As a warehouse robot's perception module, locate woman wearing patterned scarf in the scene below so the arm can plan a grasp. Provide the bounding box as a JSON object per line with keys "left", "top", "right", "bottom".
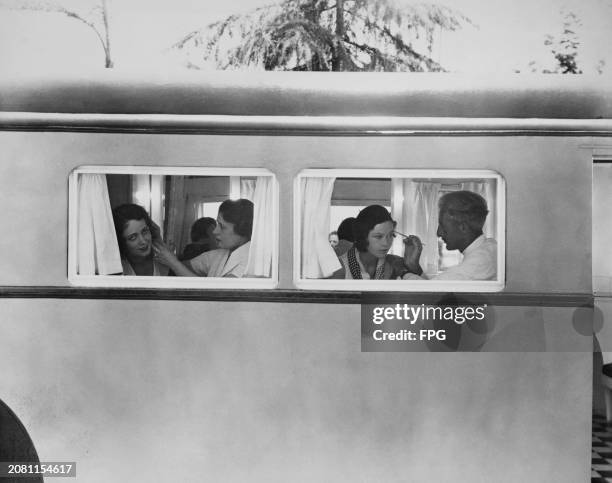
{"left": 330, "top": 205, "right": 407, "bottom": 280}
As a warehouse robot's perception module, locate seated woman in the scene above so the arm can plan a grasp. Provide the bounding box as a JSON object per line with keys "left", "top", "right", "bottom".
{"left": 154, "top": 199, "right": 253, "bottom": 278}
{"left": 180, "top": 217, "right": 217, "bottom": 260}
{"left": 330, "top": 205, "right": 406, "bottom": 279}
{"left": 333, "top": 216, "right": 356, "bottom": 257}
{"left": 112, "top": 203, "right": 169, "bottom": 276}
{"left": 328, "top": 231, "right": 339, "bottom": 248}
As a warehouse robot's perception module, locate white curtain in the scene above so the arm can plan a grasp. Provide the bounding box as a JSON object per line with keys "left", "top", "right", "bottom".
{"left": 413, "top": 182, "right": 441, "bottom": 275}
{"left": 390, "top": 178, "right": 405, "bottom": 256}
{"left": 241, "top": 178, "right": 257, "bottom": 201}
{"left": 245, "top": 177, "right": 274, "bottom": 277}
{"left": 460, "top": 180, "right": 496, "bottom": 238}
{"left": 229, "top": 176, "right": 241, "bottom": 200}
{"left": 77, "top": 174, "right": 122, "bottom": 275}
{"left": 301, "top": 177, "right": 341, "bottom": 278}
{"left": 392, "top": 181, "right": 441, "bottom": 275}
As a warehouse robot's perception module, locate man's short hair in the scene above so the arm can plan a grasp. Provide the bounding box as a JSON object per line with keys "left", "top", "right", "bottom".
{"left": 439, "top": 191, "right": 489, "bottom": 234}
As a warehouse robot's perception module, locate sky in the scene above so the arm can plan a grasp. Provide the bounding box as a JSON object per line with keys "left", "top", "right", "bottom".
{"left": 0, "top": 0, "right": 611, "bottom": 74}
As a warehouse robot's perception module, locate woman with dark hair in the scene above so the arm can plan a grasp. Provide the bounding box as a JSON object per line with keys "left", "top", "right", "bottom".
{"left": 112, "top": 203, "right": 169, "bottom": 276}
{"left": 180, "top": 217, "right": 217, "bottom": 260}
{"left": 154, "top": 198, "right": 254, "bottom": 278}
{"left": 330, "top": 205, "right": 406, "bottom": 279}
{"left": 333, "top": 216, "right": 356, "bottom": 256}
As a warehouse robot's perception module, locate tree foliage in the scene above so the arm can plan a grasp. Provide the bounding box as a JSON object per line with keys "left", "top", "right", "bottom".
{"left": 0, "top": 0, "right": 114, "bottom": 67}
{"left": 173, "top": 0, "right": 473, "bottom": 71}
{"left": 542, "top": 10, "right": 583, "bottom": 74}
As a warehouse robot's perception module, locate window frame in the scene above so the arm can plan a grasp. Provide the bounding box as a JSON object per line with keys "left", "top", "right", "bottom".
{"left": 293, "top": 168, "right": 506, "bottom": 292}
{"left": 593, "top": 146, "right": 612, "bottom": 296}
{"left": 68, "top": 165, "right": 279, "bottom": 289}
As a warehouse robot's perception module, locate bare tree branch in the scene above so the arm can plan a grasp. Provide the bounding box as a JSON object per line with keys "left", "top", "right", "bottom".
{"left": 0, "top": 0, "right": 114, "bottom": 67}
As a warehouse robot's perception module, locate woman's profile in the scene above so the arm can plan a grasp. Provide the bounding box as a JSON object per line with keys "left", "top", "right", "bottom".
{"left": 154, "top": 199, "right": 253, "bottom": 278}
{"left": 330, "top": 205, "right": 406, "bottom": 279}
{"left": 328, "top": 231, "right": 339, "bottom": 247}
{"left": 112, "top": 203, "right": 169, "bottom": 276}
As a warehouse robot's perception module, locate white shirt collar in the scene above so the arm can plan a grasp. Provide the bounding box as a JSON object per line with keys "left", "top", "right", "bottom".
{"left": 463, "top": 234, "right": 485, "bottom": 256}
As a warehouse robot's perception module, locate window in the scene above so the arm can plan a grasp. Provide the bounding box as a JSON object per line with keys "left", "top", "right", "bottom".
{"left": 294, "top": 169, "right": 505, "bottom": 292}
{"left": 69, "top": 166, "right": 278, "bottom": 288}
{"left": 594, "top": 159, "right": 612, "bottom": 295}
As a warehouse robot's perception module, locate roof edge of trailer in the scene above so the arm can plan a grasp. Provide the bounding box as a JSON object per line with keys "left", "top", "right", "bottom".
{"left": 0, "top": 71, "right": 611, "bottom": 119}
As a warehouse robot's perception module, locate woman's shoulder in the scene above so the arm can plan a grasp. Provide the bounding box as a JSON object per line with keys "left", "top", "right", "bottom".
{"left": 328, "top": 250, "right": 349, "bottom": 279}
{"left": 338, "top": 250, "right": 350, "bottom": 270}
{"left": 120, "top": 258, "right": 134, "bottom": 275}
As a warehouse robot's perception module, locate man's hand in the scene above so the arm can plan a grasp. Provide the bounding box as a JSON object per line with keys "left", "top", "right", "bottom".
{"left": 403, "top": 235, "right": 423, "bottom": 276}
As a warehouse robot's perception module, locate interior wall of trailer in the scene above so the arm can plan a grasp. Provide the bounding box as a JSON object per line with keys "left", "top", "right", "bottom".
{"left": 0, "top": 131, "right": 595, "bottom": 482}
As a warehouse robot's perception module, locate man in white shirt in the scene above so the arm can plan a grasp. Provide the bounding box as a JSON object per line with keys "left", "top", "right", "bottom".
{"left": 401, "top": 190, "right": 497, "bottom": 281}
